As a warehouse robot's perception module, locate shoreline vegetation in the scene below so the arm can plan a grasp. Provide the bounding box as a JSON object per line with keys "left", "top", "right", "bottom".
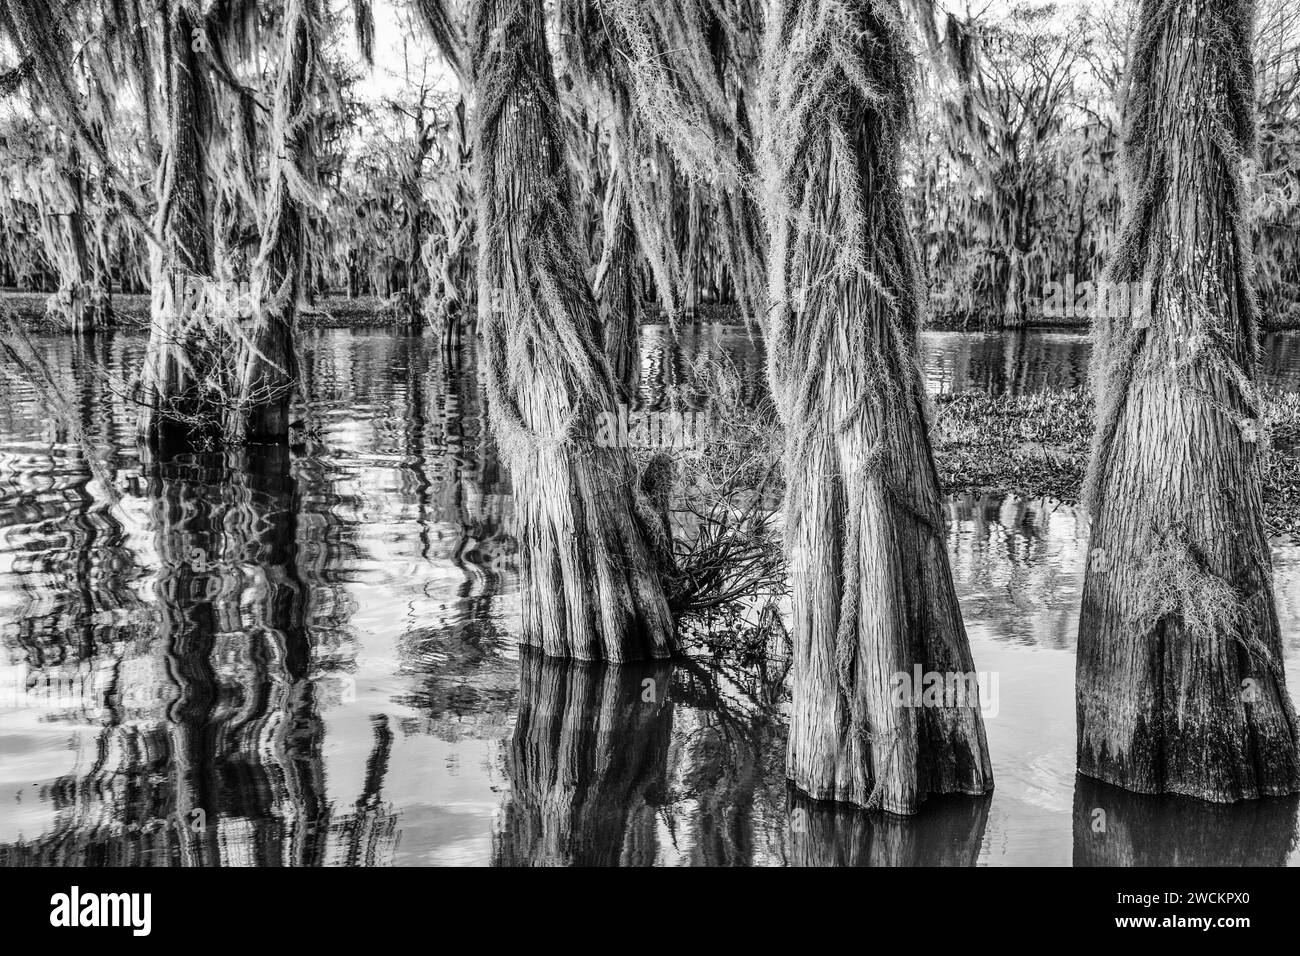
{"left": 9, "top": 290, "right": 1300, "bottom": 335}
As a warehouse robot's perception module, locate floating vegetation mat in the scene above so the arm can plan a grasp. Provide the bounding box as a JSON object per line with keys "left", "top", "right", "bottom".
{"left": 933, "top": 387, "right": 1300, "bottom": 540}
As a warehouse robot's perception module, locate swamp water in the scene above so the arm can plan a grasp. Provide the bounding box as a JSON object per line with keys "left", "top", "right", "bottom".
{"left": 1, "top": 327, "right": 1298, "bottom": 865}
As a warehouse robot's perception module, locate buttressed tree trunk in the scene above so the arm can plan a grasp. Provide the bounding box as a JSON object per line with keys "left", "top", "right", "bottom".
{"left": 1077, "top": 0, "right": 1300, "bottom": 800}
{"left": 469, "top": 0, "right": 674, "bottom": 660}
{"left": 761, "top": 0, "right": 993, "bottom": 814}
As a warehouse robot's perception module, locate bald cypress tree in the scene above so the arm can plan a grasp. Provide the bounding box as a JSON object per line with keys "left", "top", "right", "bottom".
{"left": 139, "top": 3, "right": 216, "bottom": 446}
{"left": 469, "top": 0, "right": 674, "bottom": 660}
{"left": 760, "top": 0, "right": 992, "bottom": 813}
{"left": 1077, "top": 0, "right": 1300, "bottom": 800}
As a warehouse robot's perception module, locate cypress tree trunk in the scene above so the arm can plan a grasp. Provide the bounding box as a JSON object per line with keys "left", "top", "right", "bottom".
{"left": 140, "top": 4, "right": 214, "bottom": 446}
{"left": 761, "top": 0, "right": 992, "bottom": 814}
{"left": 1077, "top": 0, "right": 1300, "bottom": 800}
{"left": 469, "top": 0, "right": 673, "bottom": 660}
{"left": 61, "top": 144, "right": 96, "bottom": 333}
{"left": 37, "top": 151, "right": 92, "bottom": 332}
{"left": 235, "top": 0, "right": 313, "bottom": 444}
{"left": 403, "top": 130, "right": 432, "bottom": 331}
{"left": 87, "top": 176, "right": 114, "bottom": 329}
{"left": 436, "top": 97, "right": 475, "bottom": 353}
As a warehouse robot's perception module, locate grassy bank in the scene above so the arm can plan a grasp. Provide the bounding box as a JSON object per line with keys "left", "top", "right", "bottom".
{"left": 933, "top": 387, "right": 1300, "bottom": 539}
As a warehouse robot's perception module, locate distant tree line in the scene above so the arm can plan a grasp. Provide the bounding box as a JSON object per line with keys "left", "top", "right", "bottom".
{"left": 3, "top": 1, "right": 1295, "bottom": 333}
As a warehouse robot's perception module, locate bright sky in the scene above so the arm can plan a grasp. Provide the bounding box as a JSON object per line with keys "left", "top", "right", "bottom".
{"left": 350, "top": 0, "right": 459, "bottom": 105}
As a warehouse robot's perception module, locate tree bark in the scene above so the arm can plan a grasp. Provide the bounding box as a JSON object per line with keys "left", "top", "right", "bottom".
{"left": 469, "top": 0, "right": 674, "bottom": 660}
{"left": 235, "top": 0, "right": 313, "bottom": 444}
{"left": 139, "top": 5, "right": 214, "bottom": 447}
{"left": 762, "top": 0, "right": 993, "bottom": 814}
{"left": 1077, "top": 0, "right": 1300, "bottom": 801}
{"left": 60, "top": 144, "right": 98, "bottom": 333}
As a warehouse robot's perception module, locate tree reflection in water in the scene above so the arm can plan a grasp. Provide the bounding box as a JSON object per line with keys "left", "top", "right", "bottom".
{"left": 0, "top": 446, "right": 398, "bottom": 866}
{"left": 494, "top": 651, "right": 674, "bottom": 866}
{"left": 1072, "top": 776, "right": 1300, "bottom": 867}
{"left": 3, "top": 328, "right": 1300, "bottom": 865}
{"left": 788, "top": 791, "right": 991, "bottom": 867}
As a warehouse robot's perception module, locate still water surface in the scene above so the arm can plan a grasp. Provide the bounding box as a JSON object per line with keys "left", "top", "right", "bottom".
{"left": 1, "top": 327, "right": 1299, "bottom": 866}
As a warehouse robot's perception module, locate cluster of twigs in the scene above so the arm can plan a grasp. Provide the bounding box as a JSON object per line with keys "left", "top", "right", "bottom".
{"left": 650, "top": 352, "right": 788, "bottom": 631}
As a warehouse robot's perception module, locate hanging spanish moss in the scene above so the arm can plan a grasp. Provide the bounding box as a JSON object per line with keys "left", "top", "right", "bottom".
{"left": 578, "top": 0, "right": 767, "bottom": 324}
{"left": 470, "top": 0, "right": 674, "bottom": 660}
{"left": 760, "top": 0, "right": 992, "bottom": 813}
{"left": 230, "top": 0, "right": 325, "bottom": 443}
{"left": 5, "top": 0, "right": 1300, "bottom": 877}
